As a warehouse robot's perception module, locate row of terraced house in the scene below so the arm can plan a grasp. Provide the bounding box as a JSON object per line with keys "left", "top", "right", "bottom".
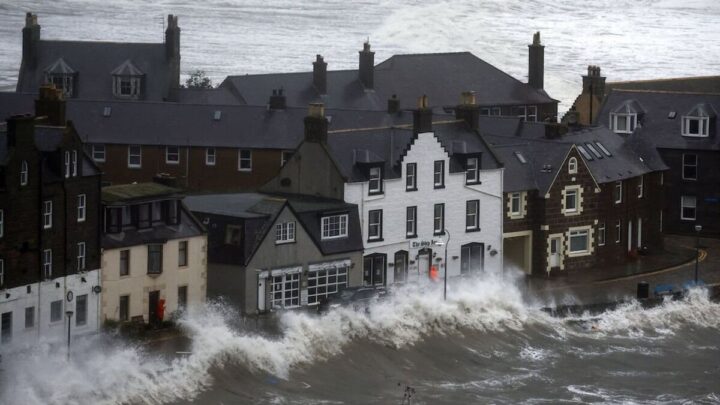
{"left": 0, "top": 13, "right": 718, "bottom": 349}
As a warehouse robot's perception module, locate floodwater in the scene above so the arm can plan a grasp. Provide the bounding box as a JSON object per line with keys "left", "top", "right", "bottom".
{"left": 1, "top": 274, "right": 719, "bottom": 404}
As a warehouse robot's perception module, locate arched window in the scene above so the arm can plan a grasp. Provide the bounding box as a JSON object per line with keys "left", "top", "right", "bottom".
{"left": 20, "top": 160, "right": 28, "bottom": 186}
{"left": 568, "top": 157, "right": 577, "bottom": 174}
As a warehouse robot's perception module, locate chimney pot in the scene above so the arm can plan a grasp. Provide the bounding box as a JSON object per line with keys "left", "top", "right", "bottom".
{"left": 413, "top": 96, "right": 432, "bottom": 134}
{"left": 308, "top": 102, "right": 325, "bottom": 118}
{"left": 455, "top": 91, "right": 480, "bottom": 130}
{"left": 269, "top": 88, "right": 286, "bottom": 110}
{"left": 460, "top": 91, "right": 476, "bottom": 106}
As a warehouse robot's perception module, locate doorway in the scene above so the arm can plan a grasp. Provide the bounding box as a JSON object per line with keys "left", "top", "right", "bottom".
{"left": 549, "top": 236, "right": 562, "bottom": 269}
{"left": 148, "top": 290, "right": 160, "bottom": 324}
{"left": 363, "top": 254, "right": 386, "bottom": 286}
{"left": 417, "top": 248, "right": 432, "bottom": 279}
{"left": 394, "top": 251, "right": 408, "bottom": 283}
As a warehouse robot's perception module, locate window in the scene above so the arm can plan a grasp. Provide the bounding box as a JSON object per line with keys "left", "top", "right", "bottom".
{"left": 20, "top": 160, "right": 28, "bottom": 186}
{"left": 64, "top": 151, "right": 70, "bottom": 178}
{"left": 147, "top": 244, "right": 163, "bottom": 274}
{"left": 275, "top": 222, "right": 296, "bottom": 244}
{"left": 43, "top": 249, "right": 52, "bottom": 279}
{"left": 596, "top": 142, "right": 612, "bottom": 157}
{"left": 128, "top": 145, "right": 142, "bottom": 168}
{"left": 0, "top": 259, "right": 3, "bottom": 288}
{"left": 615, "top": 220, "right": 622, "bottom": 243}
{"left": 433, "top": 161, "right": 445, "bottom": 188}
{"left": 363, "top": 254, "right": 386, "bottom": 286}
{"left": 611, "top": 113, "right": 637, "bottom": 134}
{"left": 150, "top": 201, "right": 162, "bottom": 223}
{"left": 514, "top": 151, "right": 527, "bottom": 164}
{"left": 681, "top": 196, "right": 697, "bottom": 220}
{"left": 1, "top": 312, "right": 11, "bottom": 344}
{"left": 0, "top": 210, "right": 3, "bottom": 238}
{"left": 466, "top": 200, "right": 479, "bottom": 231}
{"left": 598, "top": 223, "right": 606, "bottom": 246}
{"left": 682, "top": 154, "right": 697, "bottom": 180}
{"left": 76, "top": 294, "right": 87, "bottom": 326}
{"left": 271, "top": 272, "right": 300, "bottom": 309}
{"left": 77, "top": 194, "right": 86, "bottom": 222}
{"left": 577, "top": 146, "right": 593, "bottom": 161}
{"left": 92, "top": 145, "right": 106, "bottom": 162}
{"left": 178, "top": 286, "right": 188, "bottom": 310}
{"left": 406, "top": 163, "right": 417, "bottom": 191}
{"left": 565, "top": 189, "right": 578, "bottom": 213}
{"left": 120, "top": 249, "right": 130, "bottom": 276}
{"left": 434, "top": 203, "right": 445, "bottom": 235}
{"left": 516, "top": 105, "right": 527, "bottom": 121}
{"left": 586, "top": 143, "right": 602, "bottom": 159}
{"left": 25, "top": 307, "right": 34, "bottom": 329}
{"left": 527, "top": 106, "right": 538, "bottom": 122}
{"left": 113, "top": 76, "right": 141, "bottom": 98}
{"left": 77, "top": 242, "right": 86, "bottom": 271}
{"left": 614, "top": 181, "right": 623, "bottom": 204}
{"left": 238, "top": 149, "right": 252, "bottom": 171}
{"left": 105, "top": 207, "right": 121, "bottom": 233}
{"left": 138, "top": 204, "right": 150, "bottom": 229}
{"left": 281, "top": 151, "right": 293, "bottom": 167}
{"left": 368, "top": 167, "right": 383, "bottom": 194}
{"left": 206, "top": 148, "right": 216, "bottom": 166}
{"left": 321, "top": 214, "right": 348, "bottom": 240}
{"left": 307, "top": 265, "right": 349, "bottom": 305}
{"left": 480, "top": 108, "right": 490, "bottom": 116}
{"left": 119, "top": 295, "right": 129, "bottom": 321}
{"left": 225, "top": 225, "right": 243, "bottom": 245}
{"left": 167, "top": 200, "right": 179, "bottom": 225}
{"left": 568, "top": 157, "right": 577, "bottom": 174}
{"left": 461, "top": 243, "right": 484, "bottom": 274}
{"left": 50, "top": 300, "right": 62, "bottom": 323}
{"left": 178, "top": 241, "right": 188, "bottom": 267}
{"left": 166, "top": 146, "right": 180, "bottom": 164}
{"left": 466, "top": 157, "right": 479, "bottom": 184}
{"left": 406, "top": 206, "right": 417, "bottom": 237}
{"left": 43, "top": 200, "right": 52, "bottom": 229}
{"left": 368, "top": 210, "right": 383, "bottom": 240}
{"left": 492, "top": 107, "right": 502, "bottom": 116}
{"left": 569, "top": 229, "right": 590, "bottom": 254}
{"left": 72, "top": 150, "right": 78, "bottom": 176}
{"left": 510, "top": 193, "right": 522, "bottom": 217}
{"left": 47, "top": 74, "right": 74, "bottom": 97}
{"left": 682, "top": 116, "right": 709, "bottom": 137}
{"left": 637, "top": 176, "right": 644, "bottom": 198}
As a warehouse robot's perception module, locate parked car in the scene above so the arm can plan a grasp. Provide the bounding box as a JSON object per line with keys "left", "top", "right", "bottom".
{"left": 317, "top": 286, "right": 387, "bottom": 313}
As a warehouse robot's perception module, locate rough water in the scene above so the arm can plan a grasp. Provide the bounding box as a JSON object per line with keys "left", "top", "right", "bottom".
{"left": 1, "top": 274, "right": 719, "bottom": 404}
{"left": 1, "top": 0, "right": 720, "bottom": 112}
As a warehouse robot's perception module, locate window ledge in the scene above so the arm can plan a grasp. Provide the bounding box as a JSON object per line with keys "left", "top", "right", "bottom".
{"left": 147, "top": 273, "right": 162, "bottom": 278}
{"left": 368, "top": 191, "right": 384, "bottom": 196}
{"left": 433, "top": 231, "right": 446, "bottom": 236}
{"left": 275, "top": 240, "right": 296, "bottom": 245}
{"left": 406, "top": 187, "right": 418, "bottom": 192}
{"left": 368, "top": 237, "right": 384, "bottom": 243}
{"left": 433, "top": 185, "right": 446, "bottom": 190}
{"left": 406, "top": 234, "right": 418, "bottom": 239}
{"left": 563, "top": 210, "right": 581, "bottom": 216}
{"left": 465, "top": 227, "right": 481, "bottom": 233}
{"left": 567, "top": 251, "right": 592, "bottom": 258}
{"left": 465, "top": 181, "right": 482, "bottom": 186}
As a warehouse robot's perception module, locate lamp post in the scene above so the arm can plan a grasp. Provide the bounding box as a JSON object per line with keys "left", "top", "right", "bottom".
{"left": 65, "top": 310, "right": 74, "bottom": 361}
{"left": 694, "top": 224, "right": 702, "bottom": 285}
{"left": 434, "top": 228, "right": 451, "bottom": 301}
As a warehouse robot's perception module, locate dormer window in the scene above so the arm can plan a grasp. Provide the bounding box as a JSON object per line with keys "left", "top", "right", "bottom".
{"left": 568, "top": 157, "right": 577, "bottom": 174}
{"left": 682, "top": 103, "right": 714, "bottom": 138}
{"left": 111, "top": 60, "right": 144, "bottom": 99}
{"left": 368, "top": 166, "right": 383, "bottom": 195}
{"left": 44, "top": 58, "right": 76, "bottom": 98}
{"left": 466, "top": 157, "right": 480, "bottom": 185}
{"left": 610, "top": 99, "right": 644, "bottom": 134}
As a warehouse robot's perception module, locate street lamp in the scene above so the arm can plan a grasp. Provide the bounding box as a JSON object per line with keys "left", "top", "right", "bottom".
{"left": 434, "top": 228, "right": 451, "bottom": 301}
{"left": 65, "top": 310, "right": 74, "bottom": 361}
{"left": 694, "top": 224, "right": 702, "bottom": 285}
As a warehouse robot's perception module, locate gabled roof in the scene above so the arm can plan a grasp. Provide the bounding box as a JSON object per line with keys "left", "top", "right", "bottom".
{"left": 111, "top": 59, "right": 144, "bottom": 76}
{"left": 45, "top": 58, "right": 76, "bottom": 75}
{"left": 598, "top": 89, "right": 720, "bottom": 150}
{"left": 220, "top": 52, "right": 556, "bottom": 111}
{"left": 611, "top": 99, "right": 644, "bottom": 115}
{"left": 17, "top": 41, "right": 171, "bottom": 100}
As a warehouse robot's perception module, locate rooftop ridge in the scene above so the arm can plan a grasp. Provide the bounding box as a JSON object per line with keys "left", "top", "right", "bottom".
{"left": 609, "top": 75, "right": 720, "bottom": 85}
{"left": 40, "top": 39, "right": 164, "bottom": 46}
{"left": 612, "top": 88, "right": 720, "bottom": 96}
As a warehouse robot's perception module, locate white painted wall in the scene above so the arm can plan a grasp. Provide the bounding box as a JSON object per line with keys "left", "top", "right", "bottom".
{"left": 0, "top": 269, "right": 101, "bottom": 355}
{"left": 344, "top": 132, "right": 504, "bottom": 284}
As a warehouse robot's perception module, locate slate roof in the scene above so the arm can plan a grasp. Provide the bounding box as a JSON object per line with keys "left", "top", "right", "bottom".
{"left": 220, "top": 52, "right": 556, "bottom": 111}
{"left": 102, "top": 182, "right": 183, "bottom": 204}
{"left": 184, "top": 193, "right": 271, "bottom": 219}
{"left": 598, "top": 89, "right": 720, "bottom": 151}
{"left": 607, "top": 76, "right": 720, "bottom": 95}
{"left": 326, "top": 119, "right": 503, "bottom": 183}
{"left": 102, "top": 208, "right": 205, "bottom": 250}
{"left": 17, "top": 41, "right": 172, "bottom": 101}
{"left": 177, "top": 87, "right": 243, "bottom": 105}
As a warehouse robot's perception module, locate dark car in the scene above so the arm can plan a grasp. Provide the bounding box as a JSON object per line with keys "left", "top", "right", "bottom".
{"left": 317, "top": 286, "right": 387, "bottom": 313}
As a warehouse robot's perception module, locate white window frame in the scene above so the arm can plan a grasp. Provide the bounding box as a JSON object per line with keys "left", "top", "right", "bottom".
{"left": 598, "top": 223, "right": 606, "bottom": 246}
{"left": 433, "top": 160, "right": 445, "bottom": 188}
{"left": 368, "top": 210, "right": 383, "bottom": 240}
{"left": 611, "top": 113, "right": 637, "bottom": 134}
{"left": 321, "top": 214, "right": 348, "bottom": 240}
{"left": 206, "top": 148, "right": 216, "bottom": 166}
{"left": 92, "top": 145, "right": 106, "bottom": 162}
{"left": 681, "top": 196, "right": 697, "bottom": 220}
{"left": 492, "top": 107, "right": 501, "bottom": 116}
{"left": 637, "top": 175, "right": 644, "bottom": 198}
{"left": 275, "top": 221, "right": 296, "bottom": 244}
{"left": 615, "top": 220, "right": 622, "bottom": 243}
{"left": 406, "top": 163, "right": 417, "bottom": 190}
{"left": 128, "top": 145, "right": 142, "bottom": 168}
{"left": 510, "top": 192, "right": 522, "bottom": 217}
{"left": 466, "top": 200, "right": 479, "bottom": 231}
{"left": 682, "top": 153, "right": 697, "bottom": 180}
{"left": 307, "top": 265, "right": 349, "bottom": 305}
{"left": 77, "top": 242, "right": 86, "bottom": 271}
{"left": 50, "top": 300, "right": 62, "bottom": 323}
{"left": 72, "top": 150, "right": 78, "bottom": 177}
{"left": 516, "top": 105, "right": 527, "bottom": 121}
{"left": 614, "top": 181, "right": 623, "bottom": 204}
{"left": 368, "top": 167, "right": 382, "bottom": 194}
{"left": 270, "top": 271, "right": 301, "bottom": 309}
{"left": 114, "top": 76, "right": 141, "bottom": 98}
{"left": 0, "top": 259, "right": 4, "bottom": 288}
{"left": 527, "top": 105, "right": 538, "bottom": 122}
{"left": 568, "top": 227, "right": 591, "bottom": 256}
{"left": 47, "top": 74, "right": 74, "bottom": 97}
{"left": 43, "top": 249, "right": 52, "bottom": 279}
{"left": 568, "top": 157, "right": 577, "bottom": 174}
{"left": 166, "top": 146, "right": 180, "bottom": 165}
{"left": 434, "top": 203, "right": 445, "bottom": 235}
{"left": 681, "top": 116, "right": 709, "bottom": 137}
{"left": 406, "top": 206, "right": 417, "bottom": 237}
{"left": 77, "top": 194, "right": 86, "bottom": 222}
{"left": 0, "top": 209, "right": 3, "bottom": 238}
{"left": 64, "top": 150, "right": 70, "bottom": 178}
{"left": 20, "top": 160, "right": 28, "bottom": 186}
{"left": 563, "top": 186, "right": 580, "bottom": 214}
{"left": 43, "top": 200, "right": 52, "bottom": 229}
{"left": 238, "top": 149, "right": 252, "bottom": 171}
{"left": 466, "top": 157, "right": 479, "bottom": 184}
{"left": 281, "top": 151, "right": 293, "bottom": 167}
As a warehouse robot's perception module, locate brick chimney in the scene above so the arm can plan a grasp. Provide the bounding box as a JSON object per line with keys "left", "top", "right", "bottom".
{"left": 359, "top": 41, "right": 374, "bottom": 89}
{"left": 22, "top": 13, "right": 41, "bottom": 70}
{"left": 35, "top": 85, "right": 66, "bottom": 126}
{"left": 528, "top": 31, "right": 544, "bottom": 90}
{"left": 165, "top": 15, "right": 181, "bottom": 101}
{"left": 269, "top": 88, "right": 286, "bottom": 110}
{"left": 455, "top": 91, "right": 480, "bottom": 130}
{"left": 582, "top": 65, "right": 606, "bottom": 97}
{"left": 387, "top": 94, "right": 400, "bottom": 114}
{"left": 413, "top": 95, "right": 432, "bottom": 134}
{"left": 313, "top": 54, "right": 327, "bottom": 95}
{"left": 304, "top": 103, "right": 328, "bottom": 143}
{"left": 6, "top": 114, "right": 35, "bottom": 150}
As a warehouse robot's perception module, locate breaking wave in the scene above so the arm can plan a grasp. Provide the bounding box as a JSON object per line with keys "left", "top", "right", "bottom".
{"left": 1, "top": 275, "right": 719, "bottom": 405}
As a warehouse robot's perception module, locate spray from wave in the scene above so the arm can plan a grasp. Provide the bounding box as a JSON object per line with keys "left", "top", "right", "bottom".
{"left": 1, "top": 275, "right": 718, "bottom": 405}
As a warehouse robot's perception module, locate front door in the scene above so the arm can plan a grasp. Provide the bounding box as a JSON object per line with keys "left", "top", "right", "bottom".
{"left": 394, "top": 251, "right": 408, "bottom": 283}
{"left": 1, "top": 312, "right": 11, "bottom": 344}
{"left": 148, "top": 290, "right": 160, "bottom": 324}
{"left": 363, "top": 254, "right": 386, "bottom": 286}
{"left": 417, "top": 249, "right": 431, "bottom": 279}
{"left": 549, "top": 236, "right": 562, "bottom": 268}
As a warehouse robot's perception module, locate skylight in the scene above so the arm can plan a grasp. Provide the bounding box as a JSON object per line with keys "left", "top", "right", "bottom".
{"left": 514, "top": 151, "right": 527, "bottom": 164}
{"left": 102, "top": 107, "right": 111, "bottom": 117}
{"left": 213, "top": 110, "right": 222, "bottom": 121}
{"left": 577, "top": 145, "right": 593, "bottom": 161}
{"left": 595, "top": 141, "right": 612, "bottom": 157}
{"left": 585, "top": 143, "right": 603, "bottom": 159}
{"left": 668, "top": 111, "right": 677, "bottom": 119}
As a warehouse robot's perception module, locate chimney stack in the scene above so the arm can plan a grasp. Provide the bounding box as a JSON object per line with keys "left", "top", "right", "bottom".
{"left": 22, "top": 13, "right": 41, "bottom": 70}
{"left": 269, "top": 88, "right": 286, "bottom": 110}
{"left": 528, "top": 31, "right": 544, "bottom": 90}
{"left": 304, "top": 103, "right": 328, "bottom": 143}
{"left": 455, "top": 91, "right": 480, "bottom": 130}
{"left": 582, "top": 65, "right": 606, "bottom": 97}
{"left": 165, "top": 15, "right": 181, "bottom": 101}
{"left": 35, "top": 85, "right": 66, "bottom": 126}
{"left": 359, "top": 41, "right": 375, "bottom": 89}
{"left": 413, "top": 95, "right": 432, "bottom": 134}
{"left": 387, "top": 94, "right": 400, "bottom": 114}
{"left": 313, "top": 54, "right": 327, "bottom": 95}
{"left": 544, "top": 122, "right": 568, "bottom": 139}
